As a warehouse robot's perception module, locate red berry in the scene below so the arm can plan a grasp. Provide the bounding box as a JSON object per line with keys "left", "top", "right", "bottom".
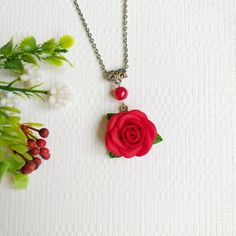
{"left": 20, "top": 167, "right": 27, "bottom": 174}
{"left": 27, "top": 139, "right": 36, "bottom": 149}
{"left": 114, "top": 86, "right": 128, "bottom": 100}
{"left": 21, "top": 161, "right": 36, "bottom": 174}
{"left": 33, "top": 157, "right": 42, "bottom": 169}
{"left": 39, "top": 128, "right": 49, "bottom": 138}
{"left": 41, "top": 153, "right": 50, "bottom": 160}
{"left": 40, "top": 147, "right": 49, "bottom": 156}
{"left": 36, "top": 139, "right": 46, "bottom": 147}
{"left": 29, "top": 147, "right": 40, "bottom": 156}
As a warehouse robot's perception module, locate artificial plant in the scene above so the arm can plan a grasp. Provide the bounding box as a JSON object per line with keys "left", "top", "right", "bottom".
{"left": 0, "top": 35, "right": 74, "bottom": 189}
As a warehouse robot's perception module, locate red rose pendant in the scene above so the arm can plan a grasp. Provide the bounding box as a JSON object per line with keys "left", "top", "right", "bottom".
{"left": 105, "top": 110, "right": 162, "bottom": 158}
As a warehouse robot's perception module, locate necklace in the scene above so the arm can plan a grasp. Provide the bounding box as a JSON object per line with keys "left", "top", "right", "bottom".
{"left": 73, "top": 0, "right": 163, "bottom": 158}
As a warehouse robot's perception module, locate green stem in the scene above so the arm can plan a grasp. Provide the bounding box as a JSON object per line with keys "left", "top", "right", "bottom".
{"left": 0, "top": 85, "right": 48, "bottom": 95}
{"left": 7, "top": 78, "right": 20, "bottom": 87}
{"left": 0, "top": 48, "right": 42, "bottom": 64}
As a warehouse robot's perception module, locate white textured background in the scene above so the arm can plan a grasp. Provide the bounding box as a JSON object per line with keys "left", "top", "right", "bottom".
{"left": 0, "top": 0, "right": 235, "bottom": 235}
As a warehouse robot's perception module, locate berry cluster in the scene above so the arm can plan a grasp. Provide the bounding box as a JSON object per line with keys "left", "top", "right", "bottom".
{"left": 20, "top": 125, "right": 50, "bottom": 174}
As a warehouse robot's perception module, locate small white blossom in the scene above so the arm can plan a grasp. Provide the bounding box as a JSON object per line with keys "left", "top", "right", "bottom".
{"left": 0, "top": 92, "right": 18, "bottom": 107}
{"left": 20, "top": 64, "right": 43, "bottom": 87}
{"left": 48, "top": 85, "right": 72, "bottom": 108}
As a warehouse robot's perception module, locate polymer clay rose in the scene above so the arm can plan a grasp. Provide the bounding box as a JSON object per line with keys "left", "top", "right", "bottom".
{"left": 105, "top": 110, "right": 162, "bottom": 158}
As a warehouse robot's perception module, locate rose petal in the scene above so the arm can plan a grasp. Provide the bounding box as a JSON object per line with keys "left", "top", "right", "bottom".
{"left": 107, "top": 112, "right": 125, "bottom": 131}
{"left": 111, "top": 127, "right": 127, "bottom": 149}
{"left": 105, "top": 133, "right": 122, "bottom": 156}
{"left": 117, "top": 114, "right": 141, "bottom": 129}
{"left": 136, "top": 131, "right": 154, "bottom": 157}
{"left": 129, "top": 110, "right": 148, "bottom": 120}
{"left": 142, "top": 119, "right": 157, "bottom": 141}
{"left": 121, "top": 145, "right": 142, "bottom": 158}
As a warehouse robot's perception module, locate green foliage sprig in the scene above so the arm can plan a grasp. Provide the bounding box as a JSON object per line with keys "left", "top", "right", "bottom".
{"left": 0, "top": 35, "right": 74, "bottom": 100}
{"left": 0, "top": 35, "right": 74, "bottom": 73}
{"left": 0, "top": 35, "right": 74, "bottom": 189}
{"left": 0, "top": 106, "right": 45, "bottom": 189}
{"left": 0, "top": 78, "right": 47, "bottom": 100}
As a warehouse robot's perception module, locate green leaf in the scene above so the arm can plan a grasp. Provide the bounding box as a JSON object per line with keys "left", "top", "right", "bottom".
{"left": 12, "top": 126, "right": 27, "bottom": 142}
{"left": 21, "top": 53, "right": 38, "bottom": 65}
{"left": 107, "top": 113, "right": 115, "bottom": 120}
{"left": 10, "top": 143, "right": 27, "bottom": 153}
{"left": 55, "top": 55, "right": 73, "bottom": 66}
{"left": 19, "top": 36, "right": 37, "bottom": 52}
{"left": 42, "top": 39, "right": 56, "bottom": 54}
{"left": 0, "top": 106, "right": 21, "bottom": 113}
{"left": 0, "top": 115, "right": 7, "bottom": 124}
{"left": 7, "top": 158, "right": 25, "bottom": 173}
{"left": 14, "top": 173, "right": 29, "bottom": 189}
{"left": 59, "top": 35, "right": 75, "bottom": 49}
{"left": 23, "top": 122, "right": 43, "bottom": 127}
{"left": 11, "top": 154, "right": 25, "bottom": 164}
{"left": 8, "top": 116, "right": 21, "bottom": 125}
{"left": 28, "top": 82, "right": 44, "bottom": 90}
{"left": 108, "top": 152, "right": 121, "bottom": 158}
{"left": 0, "top": 109, "right": 8, "bottom": 119}
{"left": 44, "top": 56, "right": 63, "bottom": 66}
{"left": 4, "top": 58, "right": 24, "bottom": 73}
{"left": 21, "top": 152, "right": 33, "bottom": 161}
{"left": 0, "top": 140, "right": 7, "bottom": 146}
{"left": 53, "top": 48, "right": 68, "bottom": 53}
{"left": 0, "top": 38, "right": 13, "bottom": 56}
{"left": 7, "top": 78, "right": 21, "bottom": 87}
{"left": 3, "top": 127, "right": 17, "bottom": 135}
{"left": 0, "top": 135, "right": 21, "bottom": 142}
{"left": 0, "top": 147, "right": 4, "bottom": 161}
{"left": 153, "top": 134, "right": 163, "bottom": 144}
{"left": 10, "top": 144, "right": 28, "bottom": 154}
{"left": 0, "top": 161, "right": 9, "bottom": 181}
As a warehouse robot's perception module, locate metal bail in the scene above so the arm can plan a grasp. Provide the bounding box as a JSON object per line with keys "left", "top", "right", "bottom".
{"left": 119, "top": 102, "right": 128, "bottom": 112}
{"left": 104, "top": 69, "right": 127, "bottom": 85}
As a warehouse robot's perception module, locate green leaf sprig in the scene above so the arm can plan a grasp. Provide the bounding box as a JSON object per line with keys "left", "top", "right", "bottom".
{"left": 0, "top": 35, "right": 74, "bottom": 73}
{"left": 0, "top": 106, "right": 49, "bottom": 189}
{"left": 0, "top": 78, "right": 47, "bottom": 100}
{"left": 0, "top": 35, "right": 74, "bottom": 189}
{"left": 0, "top": 35, "right": 74, "bottom": 100}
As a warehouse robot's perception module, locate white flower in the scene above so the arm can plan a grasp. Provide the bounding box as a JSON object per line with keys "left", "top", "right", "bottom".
{"left": 20, "top": 64, "right": 43, "bottom": 87}
{"left": 48, "top": 85, "right": 72, "bottom": 108}
{"left": 0, "top": 92, "right": 18, "bottom": 107}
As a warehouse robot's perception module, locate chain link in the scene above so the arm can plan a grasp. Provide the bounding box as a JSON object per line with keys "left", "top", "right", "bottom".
{"left": 122, "top": 0, "right": 129, "bottom": 70}
{"left": 73, "top": 0, "right": 128, "bottom": 74}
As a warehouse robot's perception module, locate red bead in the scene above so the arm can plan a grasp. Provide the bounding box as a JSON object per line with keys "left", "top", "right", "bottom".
{"left": 36, "top": 139, "right": 47, "bottom": 148}
{"left": 114, "top": 86, "right": 128, "bottom": 100}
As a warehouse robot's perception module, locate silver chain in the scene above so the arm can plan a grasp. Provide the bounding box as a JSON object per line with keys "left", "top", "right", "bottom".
{"left": 73, "top": 0, "right": 129, "bottom": 74}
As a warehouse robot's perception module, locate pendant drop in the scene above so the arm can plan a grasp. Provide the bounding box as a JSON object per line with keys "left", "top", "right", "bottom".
{"left": 105, "top": 109, "right": 162, "bottom": 159}
{"left": 103, "top": 69, "right": 163, "bottom": 159}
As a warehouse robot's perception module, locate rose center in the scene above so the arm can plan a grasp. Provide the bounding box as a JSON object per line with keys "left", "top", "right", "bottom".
{"left": 121, "top": 125, "right": 144, "bottom": 145}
